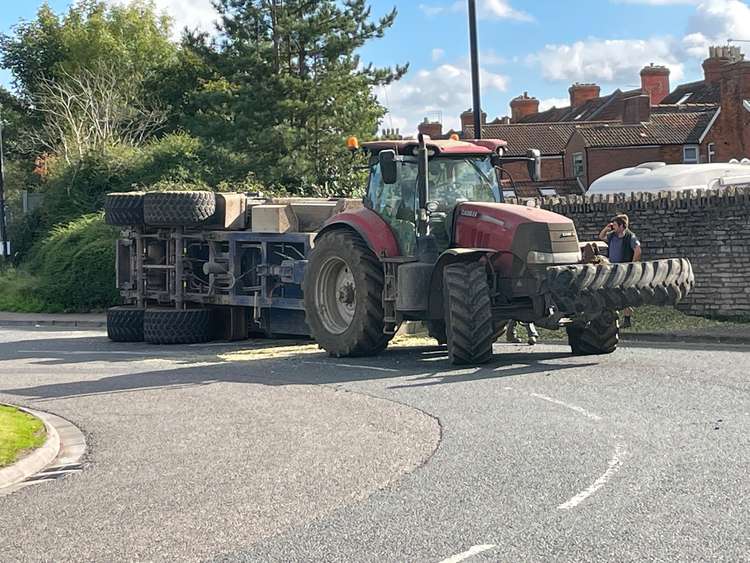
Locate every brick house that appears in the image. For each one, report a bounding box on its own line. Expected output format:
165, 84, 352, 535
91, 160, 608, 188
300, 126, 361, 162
448, 46, 749, 192
564, 104, 720, 188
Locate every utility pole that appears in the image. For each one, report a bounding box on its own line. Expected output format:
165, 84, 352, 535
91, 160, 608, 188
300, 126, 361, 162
468, 0, 482, 139
0, 105, 7, 260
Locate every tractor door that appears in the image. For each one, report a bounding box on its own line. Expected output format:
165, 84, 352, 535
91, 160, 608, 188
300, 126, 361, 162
367, 160, 418, 256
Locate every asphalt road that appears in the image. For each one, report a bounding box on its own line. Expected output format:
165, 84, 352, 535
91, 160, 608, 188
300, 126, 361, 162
0, 327, 748, 562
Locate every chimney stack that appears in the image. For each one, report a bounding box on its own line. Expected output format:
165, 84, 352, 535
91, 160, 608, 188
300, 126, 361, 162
640, 63, 670, 105
703, 45, 744, 84
569, 83, 600, 108
509, 92, 539, 122
460, 108, 486, 135
418, 117, 443, 139
623, 94, 651, 124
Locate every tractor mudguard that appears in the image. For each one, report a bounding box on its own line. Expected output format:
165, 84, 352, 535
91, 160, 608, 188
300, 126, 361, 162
316, 208, 401, 259
427, 248, 498, 319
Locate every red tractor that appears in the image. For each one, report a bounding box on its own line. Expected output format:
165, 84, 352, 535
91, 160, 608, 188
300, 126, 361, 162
303, 134, 694, 364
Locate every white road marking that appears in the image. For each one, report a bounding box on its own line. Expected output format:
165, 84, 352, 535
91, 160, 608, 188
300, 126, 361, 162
439, 544, 496, 563
16, 350, 160, 356
558, 444, 627, 510
529, 392, 602, 421
302, 360, 399, 373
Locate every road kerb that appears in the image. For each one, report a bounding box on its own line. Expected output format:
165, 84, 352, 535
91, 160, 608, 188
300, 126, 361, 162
0, 404, 61, 492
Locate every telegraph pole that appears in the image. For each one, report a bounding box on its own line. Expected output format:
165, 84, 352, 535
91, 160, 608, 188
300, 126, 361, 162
0, 106, 7, 259
468, 0, 482, 139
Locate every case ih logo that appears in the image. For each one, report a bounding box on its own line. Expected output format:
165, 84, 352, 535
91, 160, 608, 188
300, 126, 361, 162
460, 209, 479, 218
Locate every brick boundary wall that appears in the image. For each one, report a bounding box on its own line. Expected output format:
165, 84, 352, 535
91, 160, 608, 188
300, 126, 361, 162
511, 187, 750, 319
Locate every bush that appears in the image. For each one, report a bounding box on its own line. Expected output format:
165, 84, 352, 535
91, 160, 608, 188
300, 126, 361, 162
26, 213, 120, 312
0, 268, 46, 312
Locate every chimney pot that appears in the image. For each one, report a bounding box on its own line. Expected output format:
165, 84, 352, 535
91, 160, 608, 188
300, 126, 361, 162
509, 93, 539, 122
568, 83, 601, 108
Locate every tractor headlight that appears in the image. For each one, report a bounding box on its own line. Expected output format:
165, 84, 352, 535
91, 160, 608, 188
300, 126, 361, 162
527, 250, 581, 265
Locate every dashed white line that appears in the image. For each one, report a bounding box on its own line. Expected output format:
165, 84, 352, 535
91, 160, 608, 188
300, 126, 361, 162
529, 392, 602, 421
439, 544, 496, 563
558, 444, 627, 510
302, 360, 399, 373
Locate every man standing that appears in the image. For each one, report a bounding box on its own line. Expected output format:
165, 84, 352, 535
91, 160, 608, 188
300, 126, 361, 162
599, 214, 642, 328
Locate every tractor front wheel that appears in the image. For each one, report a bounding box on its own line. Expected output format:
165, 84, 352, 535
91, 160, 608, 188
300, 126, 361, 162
443, 262, 494, 365
303, 230, 391, 357
567, 310, 620, 355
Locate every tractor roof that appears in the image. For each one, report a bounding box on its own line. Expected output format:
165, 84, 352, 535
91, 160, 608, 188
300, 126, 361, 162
361, 138, 507, 156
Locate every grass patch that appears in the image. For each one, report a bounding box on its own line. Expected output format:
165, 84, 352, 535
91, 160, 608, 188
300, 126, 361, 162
0, 268, 47, 313
0, 405, 47, 468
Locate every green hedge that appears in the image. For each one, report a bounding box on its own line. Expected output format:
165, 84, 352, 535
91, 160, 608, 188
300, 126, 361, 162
25, 213, 119, 312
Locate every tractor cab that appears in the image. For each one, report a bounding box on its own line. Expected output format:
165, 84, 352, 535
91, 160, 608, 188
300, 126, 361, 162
360, 136, 539, 255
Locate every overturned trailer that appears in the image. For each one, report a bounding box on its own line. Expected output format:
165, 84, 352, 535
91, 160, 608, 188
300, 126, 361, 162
108, 192, 359, 343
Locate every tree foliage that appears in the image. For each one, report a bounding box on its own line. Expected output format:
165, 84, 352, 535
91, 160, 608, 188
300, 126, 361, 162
178, 0, 407, 194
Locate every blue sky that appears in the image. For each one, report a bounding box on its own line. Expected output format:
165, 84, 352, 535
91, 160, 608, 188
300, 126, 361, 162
2, 0, 749, 133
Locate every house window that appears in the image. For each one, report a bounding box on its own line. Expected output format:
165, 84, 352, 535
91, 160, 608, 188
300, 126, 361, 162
683, 145, 699, 164
707, 143, 716, 163
572, 152, 585, 177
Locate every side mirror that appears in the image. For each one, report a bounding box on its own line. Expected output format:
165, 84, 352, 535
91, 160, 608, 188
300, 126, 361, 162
379, 150, 398, 184
527, 149, 542, 182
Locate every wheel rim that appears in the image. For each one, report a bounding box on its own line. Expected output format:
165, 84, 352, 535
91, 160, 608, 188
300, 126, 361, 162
316, 256, 356, 334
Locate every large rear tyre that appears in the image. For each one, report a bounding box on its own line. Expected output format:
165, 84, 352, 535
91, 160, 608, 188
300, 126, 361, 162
104, 192, 144, 226
143, 191, 216, 226
143, 308, 212, 345
567, 310, 619, 355
443, 262, 494, 365
107, 306, 144, 342
302, 230, 391, 357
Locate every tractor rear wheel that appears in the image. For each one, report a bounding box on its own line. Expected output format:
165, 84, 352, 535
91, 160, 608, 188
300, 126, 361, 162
443, 262, 494, 365
303, 230, 391, 357
567, 310, 619, 355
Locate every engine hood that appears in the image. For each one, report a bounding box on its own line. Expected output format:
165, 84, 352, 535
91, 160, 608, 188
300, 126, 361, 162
452, 201, 580, 271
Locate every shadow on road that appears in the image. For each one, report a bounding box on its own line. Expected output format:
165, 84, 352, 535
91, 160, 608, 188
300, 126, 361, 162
0, 330, 601, 401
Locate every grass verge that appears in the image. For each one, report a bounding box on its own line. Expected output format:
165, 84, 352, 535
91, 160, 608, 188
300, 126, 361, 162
0, 405, 47, 468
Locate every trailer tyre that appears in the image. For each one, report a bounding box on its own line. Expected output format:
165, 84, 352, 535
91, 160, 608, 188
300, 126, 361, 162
104, 192, 145, 226
547, 258, 694, 314
303, 230, 391, 357
143, 308, 212, 345
443, 262, 494, 365
567, 310, 619, 355
107, 306, 144, 342
143, 191, 216, 226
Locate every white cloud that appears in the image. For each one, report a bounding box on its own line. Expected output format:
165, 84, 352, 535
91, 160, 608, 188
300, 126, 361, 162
432, 48, 445, 62
614, 0, 698, 4
479, 0, 534, 20
419, 0, 532, 21
106, 0, 219, 40
377, 63, 509, 134
527, 37, 685, 84
538, 97, 570, 111
683, 0, 750, 56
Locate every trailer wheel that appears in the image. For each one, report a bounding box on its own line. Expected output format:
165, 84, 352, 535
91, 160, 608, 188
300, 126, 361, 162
143, 191, 216, 226
143, 308, 212, 345
443, 262, 494, 365
303, 230, 390, 357
104, 192, 144, 226
547, 258, 694, 314
107, 306, 144, 342
567, 310, 619, 355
